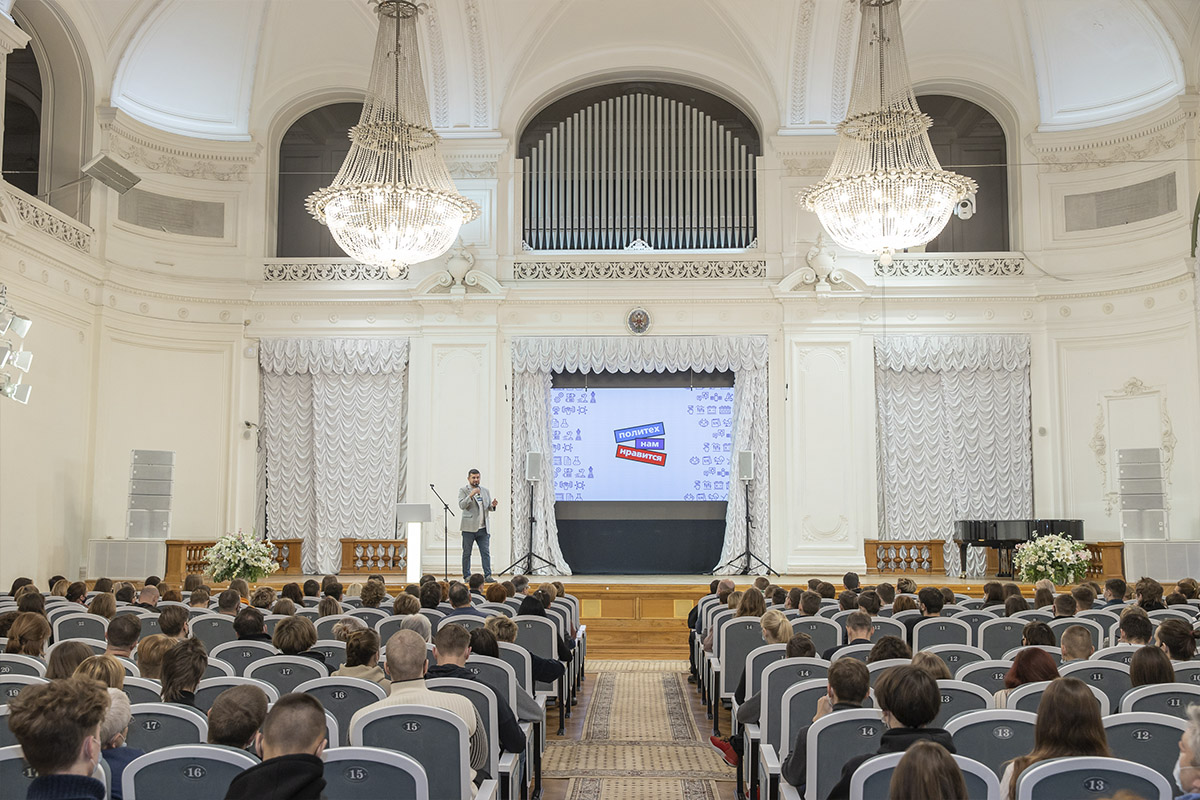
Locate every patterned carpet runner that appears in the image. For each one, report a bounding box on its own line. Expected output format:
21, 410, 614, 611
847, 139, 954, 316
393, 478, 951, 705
545, 660, 734, 800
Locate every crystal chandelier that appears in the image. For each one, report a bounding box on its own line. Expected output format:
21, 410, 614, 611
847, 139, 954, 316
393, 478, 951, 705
802, 0, 975, 266
307, 1, 478, 277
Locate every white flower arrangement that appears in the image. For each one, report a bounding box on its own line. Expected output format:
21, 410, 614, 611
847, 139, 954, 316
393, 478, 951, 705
203, 530, 279, 583
1013, 533, 1090, 585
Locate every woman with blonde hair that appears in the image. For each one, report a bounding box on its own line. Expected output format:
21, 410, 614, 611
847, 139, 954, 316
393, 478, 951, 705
889, 741, 967, 800
392, 592, 420, 616
50, 579, 70, 597
911, 651, 952, 681
134, 634, 176, 680
892, 595, 918, 614
4, 612, 50, 657
896, 577, 918, 595
74, 654, 126, 689
317, 595, 342, 617
271, 597, 296, 616
87, 592, 117, 619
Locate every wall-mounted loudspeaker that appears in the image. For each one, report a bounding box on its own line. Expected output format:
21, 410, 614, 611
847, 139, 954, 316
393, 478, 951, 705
525, 452, 543, 482
737, 450, 754, 481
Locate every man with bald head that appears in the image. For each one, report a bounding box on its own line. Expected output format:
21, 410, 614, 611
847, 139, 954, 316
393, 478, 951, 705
348, 629, 490, 782
132, 585, 159, 611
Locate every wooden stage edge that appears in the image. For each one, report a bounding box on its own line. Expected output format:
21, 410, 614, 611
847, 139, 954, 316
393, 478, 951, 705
202, 573, 1059, 661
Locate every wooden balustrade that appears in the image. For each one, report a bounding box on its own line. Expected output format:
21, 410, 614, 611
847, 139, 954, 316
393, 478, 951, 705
164, 539, 304, 586
339, 538, 408, 576
864, 538, 1125, 581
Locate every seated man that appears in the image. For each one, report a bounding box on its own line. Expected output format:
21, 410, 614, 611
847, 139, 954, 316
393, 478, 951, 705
114, 584, 135, 604
837, 591, 858, 612
234, 607, 271, 642
856, 590, 882, 617
224, 694, 327, 800
187, 588, 210, 608
485, 614, 566, 685
419, 581, 443, 610
350, 629, 489, 782
104, 615, 141, 660
735, 633, 815, 726
217, 588, 242, 616
826, 665, 954, 800
1118, 612, 1153, 645
781, 658, 870, 789
132, 585, 158, 611
1059, 625, 1095, 663
208, 684, 270, 750
823, 611, 873, 661
443, 583, 487, 619
8, 677, 110, 800
842, 572, 861, 595
1098, 577, 1127, 609
156, 605, 189, 642
1021, 621, 1055, 647
428, 623, 525, 753
903, 587, 945, 645
1071, 584, 1096, 612
798, 591, 822, 617
1052, 593, 1077, 618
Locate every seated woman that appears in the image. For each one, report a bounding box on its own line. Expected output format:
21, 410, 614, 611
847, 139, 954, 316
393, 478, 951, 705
4, 612, 50, 659
891, 595, 917, 615
468, 627, 542, 723
999, 677, 1110, 799
485, 613, 565, 685
1130, 644, 1175, 688
980, 582, 1005, 609
87, 592, 117, 619
133, 634, 176, 681
272, 616, 325, 664
1156, 617, 1200, 662
160, 638, 208, 707
889, 740, 967, 800
1004, 595, 1028, 617
993, 648, 1058, 708
910, 651, 951, 681
45, 640, 94, 680
331, 629, 389, 691
74, 654, 126, 689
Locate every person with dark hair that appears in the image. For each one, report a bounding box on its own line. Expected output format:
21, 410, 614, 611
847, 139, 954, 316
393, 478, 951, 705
111, 584, 132, 603
104, 615, 141, 659
1100, 577, 1128, 608
65, 581, 88, 605
323, 582, 343, 602
183, 573, 203, 593
842, 572, 861, 594
359, 580, 387, 609
419, 581, 443, 610
1003, 595, 1028, 616
8, 576, 33, 596
781, 657, 871, 789
1059, 625, 1094, 662
459, 468, 499, 582
48, 575, 67, 592
224, 694, 328, 800
888, 740, 967, 800
1033, 587, 1054, 608
234, 607, 270, 641
903, 587, 945, 645
1167, 591, 1190, 606
981, 582, 1005, 608
994, 647, 1059, 708
837, 590, 858, 612
46, 641, 95, 680
468, 574, 486, 594
826, 665, 954, 800
1137, 577, 1167, 612
824, 611, 873, 661
1071, 584, 1096, 611
1052, 593, 1077, 618
857, 590, 882, 616
157, 605, 190, 641
188, 588, 211, 608
1001, 582, 1022, 600
470, 627, 542, 724
1130, 644, 1176, 688
1118, 612, 1153, 645
999, 678, 1110, 799
17, 592, 46, 616
875, 583, 896, 605
867, 635, 911, 662
783, 587, 803, 610
280, 582, 303, 604
207, 684, 269, 750
302, 580, 320, 598
1177, 578, 1200, 600
445, 583, 486, 618
217, 588, 242, 615
429, 624, 525, 754
1021, 621, 1055, 647
8, 677, 111, 799
272, 617, 324, 664
160, 639, 207, 706
799, 591, 822, 616
332, 629, 390, 691
92, 578, 113, 594
1157, 617, 1200, 661
420, 573, 438, 586
817, 581, 836, 599
142, 576, 160, 588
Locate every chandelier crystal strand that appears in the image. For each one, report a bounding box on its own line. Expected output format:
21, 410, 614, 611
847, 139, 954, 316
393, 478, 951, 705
307, 1, 478, 276
802, 0, 975, 264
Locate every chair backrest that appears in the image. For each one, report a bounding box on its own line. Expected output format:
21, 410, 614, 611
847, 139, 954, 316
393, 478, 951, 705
806, 708, 886, 800
465, 654, 518, 717
245, 655, 330, 695
848, 751, 1000, 800
497, 642, 534, 694
316, 614, 354, 641
924, 644, 989, 673
417, 608, 445, 627
202, 658, 235, 679
1120, 683, 1200, 719
831, 609, 856, 634
950, 612, 995, 646
124, 676, 164, 705
945, 708, 1038, 779
1012, 609, 1052, 622
913, 617, 972, 650
349, 607, 390, 627
0, 654, 45, 678
189, 615, 237, 652
1047, 616, 1104, 652
122, 743, 258, 800
831, 643, 874, 662
46, 637, 107, 657
1092, 644, 1142, 665
931, 679, 994, 728
977, 618, 1026, 660
479, 602, 514, 618
512, 615, 559, 692
350, 704, 472, 800
1001, 645, 1062, 666
771, 677, 830, 758
718, 617, 766, 696
1077, 609, 1120, 632
438, 614, 487, 632
757, 658, 831, 751
1103, 711, 1188, 789
114, 656, 141, 677
953, 660, 1016, 696
52, 612, 108, 642
1009, 679, 1109, 715
321, 746, 430, 800
138, 614, 162, 640
127, 703, 208, 751
295, 676, 387, 747
1148, 608, 1192, 623
262, 614, 288, 635
1058, 660, 1131, 713
311, 639, 348, 671
0, 674, 47, 705
193, 676, 280, 712
297, 608, 320, 620
709, 608, 736, 652
1173, 661, 1200, 686
939, 604, 969, 617
1014, 756, 1171, 800
817, 605, 840, 618
867, 659, 912, 687
0, 745, 39, 793
375, 615, 413, 645
791, 617, 841, 654
959, 599, 985, 610
0, 707, 15, 747
427, 677, 500, 778
868, 617, 906, 643
742, 644, 786, 698
209, 640, 279, 676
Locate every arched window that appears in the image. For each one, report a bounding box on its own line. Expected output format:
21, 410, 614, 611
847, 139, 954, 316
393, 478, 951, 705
276, 102, 362, 258
3, 41, 41, 198
918, 95, 1010, 252
519, 82, 760, 251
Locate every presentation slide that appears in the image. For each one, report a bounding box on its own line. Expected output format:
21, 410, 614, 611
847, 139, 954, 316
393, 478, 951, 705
550, 387, 734, 501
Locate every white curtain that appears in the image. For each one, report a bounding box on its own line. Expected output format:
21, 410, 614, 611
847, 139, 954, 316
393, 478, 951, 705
259, 338, 409, 573
510, 336, 770, 575
875, 335, 1033, 577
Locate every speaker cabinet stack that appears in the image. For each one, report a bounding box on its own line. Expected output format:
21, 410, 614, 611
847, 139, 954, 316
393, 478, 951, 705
127, 449, 174, 539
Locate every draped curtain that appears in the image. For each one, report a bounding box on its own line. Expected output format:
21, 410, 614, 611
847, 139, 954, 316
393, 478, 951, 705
875, 335, 1033, 577
510, 336, 770, 575
259, 338, 409, 573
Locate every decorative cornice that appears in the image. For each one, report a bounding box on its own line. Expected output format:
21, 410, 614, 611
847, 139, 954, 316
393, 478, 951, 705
513, 260, 767, 280
786, 0, 816, 127
6, 189, 92, 253
464, 0, 490, 128
263, 261, 408, 282
783, 158, 832, 177
875, 256, 1025, 277
1026, 109, 1195, 173
101, 115, 261, 182
445, 159, 497, 178
830, 0, 858, 122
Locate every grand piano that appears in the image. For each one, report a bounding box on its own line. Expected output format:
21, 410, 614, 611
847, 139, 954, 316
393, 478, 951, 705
953, 519, 1084, 579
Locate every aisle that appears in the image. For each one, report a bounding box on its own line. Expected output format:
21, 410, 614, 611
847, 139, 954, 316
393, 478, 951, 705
543, 660, 735, 800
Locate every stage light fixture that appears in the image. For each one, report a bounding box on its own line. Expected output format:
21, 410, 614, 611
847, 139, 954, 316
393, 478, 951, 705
0, 286, 34, 404
1, 373, 29, 404
0, 309, 11, 336
11, 348, 31, 373
8, 313, 30, 338
0, 342, 10, 369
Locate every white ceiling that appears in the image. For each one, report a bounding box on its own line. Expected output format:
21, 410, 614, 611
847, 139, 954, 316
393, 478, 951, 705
22, 0, 1197, 142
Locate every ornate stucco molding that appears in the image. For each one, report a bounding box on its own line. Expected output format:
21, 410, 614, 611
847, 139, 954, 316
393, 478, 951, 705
1026, 108, 1195, 173
786, 0, 816, 126
263, 261, 407, 282
5, 189, 92, 253
513, 259, 767, 280
875, 256, 1025, 277
100, 114, 262, 182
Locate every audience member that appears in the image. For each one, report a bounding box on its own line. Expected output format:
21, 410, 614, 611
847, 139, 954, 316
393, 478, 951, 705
469, 627, 543, 724
485, 584, 508, 604
344, 582, 363, 600
1167, 591, 1190, 606
837, 590, 858, 612
896, 578, 918, 595
799, 591, 822, 616
1129, 644, 1175, 688
331, 629, 390, 691
1157, 617, 1199, 661
1001, 582, 1023, 600
770, 586, 787, 606
207, 684, 270, 750
161, 587, 183, 603
323, 582, 344, 602
518, 593, 573, 660
1175, 704, 1200, 799
736, 587, 766, 618
250, 587, 276, 609
782, 587, 801, 610
903, 587, 944, 645
1059, 625, 1094, 662
93, 578, 113, 594
981, 582, 1005, 608
1071, 584, 1096, 611
1021, 621, 1055, 647
17, 592, 46, 616
271, 598, 297, 616
272, 616, 324, 664
46, 640, 94, 680
350, 629, 489, 781
485, 614, 565, 685
392, 592, 421, 616
1052, 594, 1077, 618
867, 635, 911, 662
501, 580, 516, 598
132, 585, 158, 610
5, 612, 50, 657
994, 647, 1059, 708
399, 613, 433, 642
876, 583, 896, 605
1136, 577, 1167, 611
824, 611, 873, 661
1118, 612, 1153, 645
753, 576, 771, 593
857, 590, 881, 616
224, 694, 328, 800
74, 655, 125, 689
419, 581, 443, 609
888, 740, 967, 800
939, 587, 955, 607
999, 677, 1110, 799
160, 638, 206, 706
7, 677, 110, 800
133, 634, 174, 680
511, 575, 530, 595
321, 575, 338, 592
188, 588, 211, 608
217, 588, 242, 615
330, 616, 367, 641
1004, 595, 1028, 616
780, 657, 871, 788
826, 665, 954, 800
817, 581, 837, 599
302, 579, 320, 598
1100, 578, 1127, 608
234, 607, 271, 641
144, 576, 161, 588
316, 596, 342, 617
183, 573, 203, 593
1033, 587, 1054, 608
892, 595, 918, 614
910, 651, 952, 681
157, 605, 189, 641
50, 578, 69, 596
842, 572, 861, 594
468, 574, 486, 595
429, 623, 525, 754
87, 593, 117, 619
99, 688, 141, 800
230, 579, 251, 603
0, 610, 17, 638
66, 582, 88, 605
360, 580, 387, 609
280, 582, 304, 604
445, 583, 486, 618
1178, 578, 1200, 600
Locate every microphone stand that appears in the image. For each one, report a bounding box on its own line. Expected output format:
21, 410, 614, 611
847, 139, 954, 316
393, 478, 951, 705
429, 483, 455, 580
713, 479, 777, 576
